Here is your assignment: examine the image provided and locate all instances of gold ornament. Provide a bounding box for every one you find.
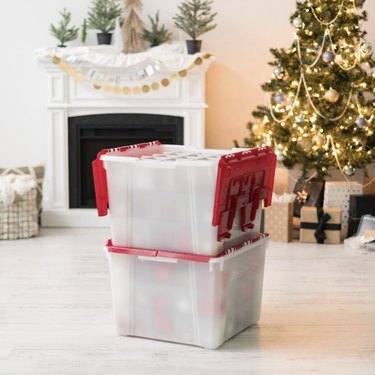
[123,87,131,95]
[103,84,112,93]
[93,83,101,90]
[151,82,159,91]
[161,79,170,87]
[313,134,324,147]
[324,88,340,103]
[75,73,84,81]
[52,56,61,64]
[67,68,77,76]
[194,57,203,66]
[113,86,121,95]
[178,70,188,77]
[132,86,141,95]
[142,84,150,93]
[58,61,68,71]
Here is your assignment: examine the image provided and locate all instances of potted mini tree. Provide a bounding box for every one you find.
[142,11,172,47]
[50,8,79,47]
[173,0,217,54]
[87,0,122,45]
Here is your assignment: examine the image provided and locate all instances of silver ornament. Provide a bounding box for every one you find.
[296,116,303,125]
[355,116,367,128]
[360,42,372,56]
[343,165,356,176]
[324,88,340,103]
[322,51,335,63]
[292,17,303,28]
[275,92,284,104]
[273,66,285,79]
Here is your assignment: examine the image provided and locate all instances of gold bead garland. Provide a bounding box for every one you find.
[51,54,213,95]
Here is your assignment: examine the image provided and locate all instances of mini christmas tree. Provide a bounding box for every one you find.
[122,0,145,53]
[87,0,121,33]
[240,0,374,180]
[142,11,172,47]
[50,8,79,47]
[173,0,217,41]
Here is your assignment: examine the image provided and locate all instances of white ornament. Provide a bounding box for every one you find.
[273,66,284,79]
[293,17,303,28]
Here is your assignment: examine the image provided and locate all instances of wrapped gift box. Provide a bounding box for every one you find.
[323,181,363,238]
[264,195,294,242]
[293,178,325,217]
[300,207,341,244]
[348,195,375,237]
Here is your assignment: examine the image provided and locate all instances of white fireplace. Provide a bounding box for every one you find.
[37,47,213,227]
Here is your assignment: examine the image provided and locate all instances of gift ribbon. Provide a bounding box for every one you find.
[300,208,341,244]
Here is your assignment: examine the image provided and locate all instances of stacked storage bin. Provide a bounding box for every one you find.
[93,141,276,349]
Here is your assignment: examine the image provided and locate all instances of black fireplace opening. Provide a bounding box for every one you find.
[68,113,184,209]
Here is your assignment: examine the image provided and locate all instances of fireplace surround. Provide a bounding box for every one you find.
[38,50,212,226]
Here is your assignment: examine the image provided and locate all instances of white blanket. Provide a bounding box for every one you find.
[34,43,207,72]
[0,174,37,205]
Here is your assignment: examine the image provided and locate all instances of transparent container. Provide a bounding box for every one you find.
[93,142,276,256]
[105,234,268,349]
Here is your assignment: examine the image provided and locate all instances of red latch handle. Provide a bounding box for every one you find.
[212,146,276,241]
[92,150,109,216]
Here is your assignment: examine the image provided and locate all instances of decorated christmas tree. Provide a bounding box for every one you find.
[241,0,374,180]
[122,0,145,53]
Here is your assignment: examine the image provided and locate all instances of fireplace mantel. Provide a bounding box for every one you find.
[37,46,213,227]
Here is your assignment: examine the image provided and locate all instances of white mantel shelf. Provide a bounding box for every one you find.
[37,47,214,227]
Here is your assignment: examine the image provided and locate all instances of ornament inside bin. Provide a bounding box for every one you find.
[300,206,341,244]
[293,178,325,217]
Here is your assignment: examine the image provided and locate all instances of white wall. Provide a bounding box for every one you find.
[0,0,374,166]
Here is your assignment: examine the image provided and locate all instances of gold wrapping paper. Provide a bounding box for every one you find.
[300,207,341,244]
[264,201,293,243]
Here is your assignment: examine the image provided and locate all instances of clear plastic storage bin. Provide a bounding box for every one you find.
[93,141,276,255]
[104,234,268,349]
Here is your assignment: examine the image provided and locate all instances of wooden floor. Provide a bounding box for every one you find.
[0,228,374,375]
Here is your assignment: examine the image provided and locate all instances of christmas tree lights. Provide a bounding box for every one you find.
[241,0,374,180]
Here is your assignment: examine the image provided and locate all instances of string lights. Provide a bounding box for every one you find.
[245,0,374,181]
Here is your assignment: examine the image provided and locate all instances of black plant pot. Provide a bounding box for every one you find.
[57,44,67,48]
[186,40,202,54]
[97,33,112,45]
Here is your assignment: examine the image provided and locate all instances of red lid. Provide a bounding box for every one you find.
[105,233,269,263]
[212,147,276,241]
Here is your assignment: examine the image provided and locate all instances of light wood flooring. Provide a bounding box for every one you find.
[0,228,374,374]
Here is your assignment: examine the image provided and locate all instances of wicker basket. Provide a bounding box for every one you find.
[0,188,39,240]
